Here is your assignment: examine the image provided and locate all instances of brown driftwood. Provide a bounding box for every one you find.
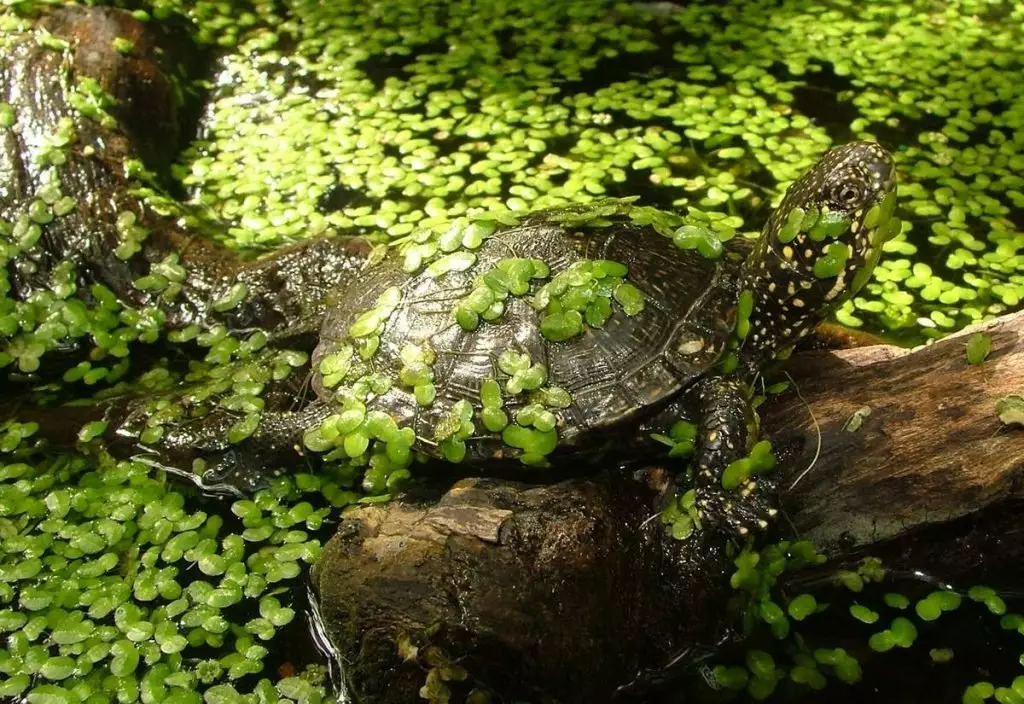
[315,469,731,704]
[315,312,1024,703]
[765,309,1024,551]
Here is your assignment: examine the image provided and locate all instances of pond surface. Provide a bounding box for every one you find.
[1,0,1023,702]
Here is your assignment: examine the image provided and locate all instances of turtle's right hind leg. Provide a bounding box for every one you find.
[1,387,332,497]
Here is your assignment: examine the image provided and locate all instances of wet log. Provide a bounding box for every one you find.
[0,6,371,353]
[315,311,1024,703]
[764,309,1024,551]
[314,470,733,704]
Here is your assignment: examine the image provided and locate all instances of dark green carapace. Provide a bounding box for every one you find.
[288,141,897,535]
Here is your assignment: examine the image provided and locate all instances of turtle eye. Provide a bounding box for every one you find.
[835,183,862,205]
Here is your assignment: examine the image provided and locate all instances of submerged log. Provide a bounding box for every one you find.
[315,311,1024,703]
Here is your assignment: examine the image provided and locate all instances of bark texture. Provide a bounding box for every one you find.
[316,470,734,703]
[765,310,1024,550]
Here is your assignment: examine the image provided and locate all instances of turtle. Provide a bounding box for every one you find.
[0,11,897,536]
[160,141,899,537]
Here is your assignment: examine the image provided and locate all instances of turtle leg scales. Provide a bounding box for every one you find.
[177,402,332,495]
[103,395,331,496]
[690,376,777,537]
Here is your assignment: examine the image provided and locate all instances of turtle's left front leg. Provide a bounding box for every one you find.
[690,375,777,536]
[640,376,777,536]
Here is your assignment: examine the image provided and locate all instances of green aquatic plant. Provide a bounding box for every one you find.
[0,422,341,702]
[966,332,993,364]
[2,0,1024,700]
[714,543,1024,703]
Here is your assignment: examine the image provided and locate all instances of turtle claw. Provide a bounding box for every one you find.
[696,477,777,538]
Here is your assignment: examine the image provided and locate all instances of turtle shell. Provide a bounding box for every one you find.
[312,215,739,460]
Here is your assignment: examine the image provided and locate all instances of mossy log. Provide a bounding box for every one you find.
[315,312,1024,703]
[0,6,371,348]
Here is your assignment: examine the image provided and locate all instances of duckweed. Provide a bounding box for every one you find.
[916,589,963,621]
[211,283,250,313]
[650,419,698,459]
[0,101,14,128]
[787,593,819,621]
[813,243,850,280]
[454,258,549,331]
[721,440,776,491]
[997,396,1024,427]
[0,426,337,703]
[660,488,700,541]
[966,332,993,365]
[885,593,911,610]
[969,585,1008,616]
[843,406,872,433]
[533,258,644,341]
[849,604,879,624]
[4,0,1024,700]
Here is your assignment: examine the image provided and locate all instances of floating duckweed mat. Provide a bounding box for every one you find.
[1,0,1023,702]
[158,0,1024,342]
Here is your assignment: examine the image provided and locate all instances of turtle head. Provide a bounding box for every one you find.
[738,141,898,363]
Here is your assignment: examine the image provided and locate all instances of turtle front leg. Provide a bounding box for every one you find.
[690,376,777,536]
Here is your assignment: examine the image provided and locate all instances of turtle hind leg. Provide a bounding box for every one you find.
[691,376,778,537]
[161,401,332,496]
[191,447,277,497]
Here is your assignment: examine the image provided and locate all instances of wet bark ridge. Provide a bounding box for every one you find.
[765,309,1024,551]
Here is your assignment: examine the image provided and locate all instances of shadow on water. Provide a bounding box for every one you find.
[787,63,858,145]
[665,500,1024,703]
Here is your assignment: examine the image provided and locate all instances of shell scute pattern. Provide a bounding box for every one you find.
[314,216,733,459]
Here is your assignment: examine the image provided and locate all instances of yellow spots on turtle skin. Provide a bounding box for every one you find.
[792,298,805,308]
[803,248,814,259]
[782,246,795,259]
[707,430,718,444]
